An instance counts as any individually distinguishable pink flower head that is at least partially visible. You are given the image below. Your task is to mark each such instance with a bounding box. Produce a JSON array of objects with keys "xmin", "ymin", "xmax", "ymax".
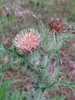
[
  {"xmin": 13, "ymin": 29, "xmax": 40, "ymax": 52},
  {"xmin": 48, "ymin": 66, "xmax": 55, "ymax": 73}
]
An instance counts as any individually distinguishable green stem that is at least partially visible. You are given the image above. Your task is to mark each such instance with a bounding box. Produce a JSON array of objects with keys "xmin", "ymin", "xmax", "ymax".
[{"xmin": 34, "ymin": 89, "xmax": 42, "ymax": 100}]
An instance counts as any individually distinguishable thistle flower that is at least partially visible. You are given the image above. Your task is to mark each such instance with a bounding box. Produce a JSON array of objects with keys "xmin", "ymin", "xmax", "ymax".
[
  {"xmin": 13, "ymin": 29, "xmax": 40, "ymax": 52},
  {"xmin": 48, "ymin": 66, "xmax": 55, "ymax": 73},
  {"xmin": 49, "ymin": 18, "xmax": 64, "ymax": 33}
]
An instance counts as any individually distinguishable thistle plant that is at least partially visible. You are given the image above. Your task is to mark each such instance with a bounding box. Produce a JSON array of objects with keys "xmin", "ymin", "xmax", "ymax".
[{"xmin": 0, "ymin": 17, "xmax": 75, "ymax": 100}]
